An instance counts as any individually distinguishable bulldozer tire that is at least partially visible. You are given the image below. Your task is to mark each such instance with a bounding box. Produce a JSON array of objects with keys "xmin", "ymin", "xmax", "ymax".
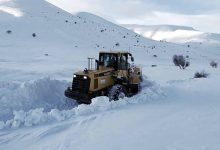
[{"xmin": 108, "ymin": 84, "xmax": 127, "ymax": 101}]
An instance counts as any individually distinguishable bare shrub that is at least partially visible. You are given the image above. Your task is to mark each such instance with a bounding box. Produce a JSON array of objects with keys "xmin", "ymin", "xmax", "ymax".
[
  {"xmin": 210, "ymin": 60, "xmax": 218, "ymax": 68},
  {"xmin": 32, "ymin": 33, "xmax": 36, "ymax": 37},
  {"xmin": 115, "ymin": 43, "xmax": 120, "ymax": 46},
  {"xmin": 194, "ymin": 71, "xmax": 209, "ymax": 78},
  {"xmin": 173, "ymin": 55, "xmax": 190, "ymax": 69},
  {"xmin": 6, "ymin": 30, "xmax": 12, "ymax": 34}
]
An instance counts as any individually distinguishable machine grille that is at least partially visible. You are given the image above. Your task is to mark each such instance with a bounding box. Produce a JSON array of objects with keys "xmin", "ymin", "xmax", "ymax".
[{"xmin": 72, "ymin": 75, "xmax": 90, "ymax": 93}]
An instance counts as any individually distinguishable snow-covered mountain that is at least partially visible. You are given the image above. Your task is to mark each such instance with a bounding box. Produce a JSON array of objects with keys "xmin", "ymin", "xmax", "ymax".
[
  {"xmin": 123, "ymin": 24, "xmax": 220, "ymax": 44},
  {"xmin": 0, "ymin": 0, "xmax": 163, "ymax": 82},
  {"xmin": 1, "ymin": 0, "xmax": 220, "ymax": 150}
]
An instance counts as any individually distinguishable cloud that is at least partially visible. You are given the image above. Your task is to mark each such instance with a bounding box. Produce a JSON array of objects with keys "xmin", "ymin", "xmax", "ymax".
[
  {"xmin": 46, "ymin": 0, "xmax": 220, "ymax": 33},
  {"xmin": 46, "ymin": 0, "xmax": 90, "ymax": 13},
  {"xmin": 145, "ymin": 0, "xmax": 220, "ymax": 14},
  {"xmin": 141, "ymin": 11, "xmax": 220, "ymax": 33},
  {"xmin": 53, "ymin": 0, "xmax": 220, "ymax": 15}
]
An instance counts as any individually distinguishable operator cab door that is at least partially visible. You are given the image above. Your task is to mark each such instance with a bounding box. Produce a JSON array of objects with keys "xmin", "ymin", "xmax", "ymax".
[{"xmin": 118, "ymin": 53, "xmax": 129, "ymax": 70}]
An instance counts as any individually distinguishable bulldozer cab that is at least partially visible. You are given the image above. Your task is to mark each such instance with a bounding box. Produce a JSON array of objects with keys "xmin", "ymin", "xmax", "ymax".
[{"xmin": 99, "ymin": 51, "xmax": 133, "ymax": 71}]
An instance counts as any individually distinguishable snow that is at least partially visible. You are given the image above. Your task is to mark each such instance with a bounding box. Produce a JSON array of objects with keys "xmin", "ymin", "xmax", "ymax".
[
  {"xmin": 0, "ymin": 77, "xmax": 74, "ymax": 121},
  {"xmin": 1, "ymin": 79, "xmax": 220, "ymax": 150},
  {"xmin": 0, "ymin": 77, "xmax": 162, "ymax": 129},
  {"xmin": 0, "ymin": 5, "xmax": 23, "ymax": 17},
  {"xmin": 123, "ymin": 24, "xmax": 220, "ymax": 44},
  {"xmin": 0, "ymin": 0, "xmax": 220, "ymax": 149}
]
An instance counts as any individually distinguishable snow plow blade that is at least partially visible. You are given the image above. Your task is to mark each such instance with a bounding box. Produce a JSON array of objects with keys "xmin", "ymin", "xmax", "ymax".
[{"xmin": 64, "ymin": 87, "xmax": 92, "ymax": 104}]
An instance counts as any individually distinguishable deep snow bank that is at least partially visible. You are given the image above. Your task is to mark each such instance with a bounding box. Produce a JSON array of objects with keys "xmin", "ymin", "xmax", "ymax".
[
  {"xmin": 0, "ymin": 79, "xmax": 163, "ymax": 129},
  {"xmin": 0, "ymin": 77, "xmax": 75, "ymax": 122}
]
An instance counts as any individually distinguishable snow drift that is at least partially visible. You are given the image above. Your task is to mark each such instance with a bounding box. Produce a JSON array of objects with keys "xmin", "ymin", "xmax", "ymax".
[
  {"xmin": 0, "ymin": 78, "xmax": 163, "ymax": 129},
  {"xmin": 0, "ymin": 77, "xmax": 76, "ymax": 121}
]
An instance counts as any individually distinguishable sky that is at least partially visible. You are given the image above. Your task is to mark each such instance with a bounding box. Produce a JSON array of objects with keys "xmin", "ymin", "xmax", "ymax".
[{"xmin": 47, "ymin": 0, "xmax": 220, "ymax": 33}]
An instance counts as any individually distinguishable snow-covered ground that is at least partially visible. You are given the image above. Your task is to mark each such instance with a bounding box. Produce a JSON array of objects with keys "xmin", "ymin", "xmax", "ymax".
[{"xmin": 1, "ymin": 0, "xmax": 220, "ymax": 149}]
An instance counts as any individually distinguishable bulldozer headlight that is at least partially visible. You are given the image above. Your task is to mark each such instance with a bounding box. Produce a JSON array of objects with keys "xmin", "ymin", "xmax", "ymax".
[
  {"xmin": 73, "ymin": 74, "xmax": 76, "ymax": 78},
  {"xmin": 83, "ymin": 76, "xmax": 87, "ymax": 79}
]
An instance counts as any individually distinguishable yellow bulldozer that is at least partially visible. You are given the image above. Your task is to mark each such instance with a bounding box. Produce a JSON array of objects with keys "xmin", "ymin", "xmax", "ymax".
[{"xmin": 65, "ymin": 51, "xmax": 142, "ymax": 104}]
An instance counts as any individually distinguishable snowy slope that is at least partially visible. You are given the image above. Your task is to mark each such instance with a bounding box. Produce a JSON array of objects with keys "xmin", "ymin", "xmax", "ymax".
[
  {"xmin": 123, "ymin": 24, "xmax": 220, "ymax": 44},
  {"xmin": 1, "ymin": 0, "xmax": 220, "ymax": 150},
  {"xmin": 0, "ymin": 0, "xmax": 159, "ymax": 82}
]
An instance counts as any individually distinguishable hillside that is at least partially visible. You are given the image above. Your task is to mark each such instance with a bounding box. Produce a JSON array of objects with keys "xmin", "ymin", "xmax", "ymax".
[
  {"xmin": 0, "ymin": 0, "xmax": 220, "ymax": 150},
  {"xmin": 123, "ymin": 24, "xmax": 220, "ymax": 44},
  {"xmin": 0, "ymin": 0, "xmax": 162, "ymax": 83}
]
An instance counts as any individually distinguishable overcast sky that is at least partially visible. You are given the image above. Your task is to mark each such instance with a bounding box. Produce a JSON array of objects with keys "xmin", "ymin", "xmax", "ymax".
[{"xmin": 47, "ymin": 0, "xmax": 220, "ymax": 33}]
